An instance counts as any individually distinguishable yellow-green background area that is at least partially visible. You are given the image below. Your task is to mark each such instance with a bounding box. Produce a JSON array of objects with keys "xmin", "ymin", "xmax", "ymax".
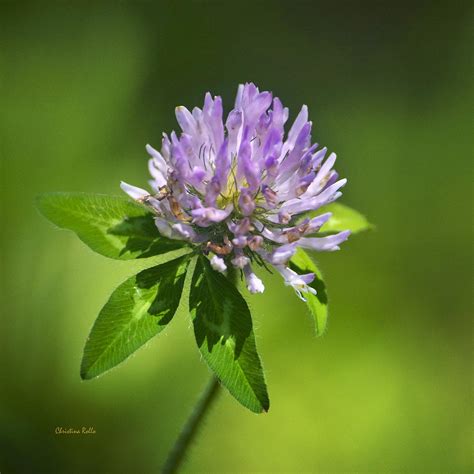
[{"xmin": 1, "ymin": 2, "xmax": 472, "ymax": 473}]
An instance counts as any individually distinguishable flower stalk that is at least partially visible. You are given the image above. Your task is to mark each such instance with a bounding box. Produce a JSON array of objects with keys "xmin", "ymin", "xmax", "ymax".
[
  {"xmin": 161, "ymin": 263, "xmax": 241, "ymax": 473},
  {"xmin": 161, "ymin": 376, "xmax": 220, "ymax": 474}
]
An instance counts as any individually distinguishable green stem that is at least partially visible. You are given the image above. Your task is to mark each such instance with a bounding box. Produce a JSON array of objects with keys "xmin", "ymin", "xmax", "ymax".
[
  {"xmin": 161, "ymin": 263, "xmax": 238, "ymax": 474},
  {"xmin": 161, "ymin": 374, "xmax": 221, "ymax": 474}
]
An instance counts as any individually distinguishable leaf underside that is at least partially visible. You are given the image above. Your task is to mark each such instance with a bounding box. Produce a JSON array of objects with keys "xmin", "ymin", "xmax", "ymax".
[{"xmin": 189, "ymin": 256, "xmax": 269, "ymax": 413}]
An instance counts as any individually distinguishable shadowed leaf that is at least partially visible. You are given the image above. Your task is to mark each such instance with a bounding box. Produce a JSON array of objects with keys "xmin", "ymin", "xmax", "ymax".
[
  {"xmin": 189, "ymin": 256, "xmax": 269, "ymax": 413},
  {"xmin": 290, "ymin": 248, "xmax": 328, "ymax": 336},
  {"xmin": 81, "ymin": 255, "xmax": 190, "ymax": 379}
]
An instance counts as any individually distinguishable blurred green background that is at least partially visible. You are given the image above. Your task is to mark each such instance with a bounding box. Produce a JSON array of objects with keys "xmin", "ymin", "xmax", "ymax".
[{"xmin": 1, "ymin": 1, "xmax": 472, "ymax": 473}]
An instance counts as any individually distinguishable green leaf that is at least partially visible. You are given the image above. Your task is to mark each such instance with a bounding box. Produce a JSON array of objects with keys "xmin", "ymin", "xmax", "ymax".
[
  {"xmin": 37, "ymin": 192, "xmax": 186, "ymax": 259},
  {"xmin": 289, "ymin": 248, "xmax": 328, "ymax": 336},
  {"xmin": 81, "ymin": 255, "xmax": 190, "ymax": 379},
  {"xmin": 189, "ymin": 256, "xmax": 269, "ymax": 413},
  {"xmin": 312, "ymin": 202, "xmax": 373, "ymax": 234}
]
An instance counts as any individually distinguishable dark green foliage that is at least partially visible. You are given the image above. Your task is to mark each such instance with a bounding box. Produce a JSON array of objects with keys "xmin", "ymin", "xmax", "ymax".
[{"xmin": 189, "ymin": 256, "xmax": 269, "ymax": 413}]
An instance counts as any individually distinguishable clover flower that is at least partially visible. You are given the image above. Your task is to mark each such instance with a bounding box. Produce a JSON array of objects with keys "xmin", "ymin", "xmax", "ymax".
[
  {"xmin": 38, "ymin": 79, "xmax": 371, "ymax": 434},
  {"xmin": 121, "ymin": 83, "xmax": 350, "ymax": 300}
]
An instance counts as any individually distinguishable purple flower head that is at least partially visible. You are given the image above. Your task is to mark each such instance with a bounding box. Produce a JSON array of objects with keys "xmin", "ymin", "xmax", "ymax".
[{"xmin": 121, "ymin": 83, "xmax": 350, "ymax": 298}]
